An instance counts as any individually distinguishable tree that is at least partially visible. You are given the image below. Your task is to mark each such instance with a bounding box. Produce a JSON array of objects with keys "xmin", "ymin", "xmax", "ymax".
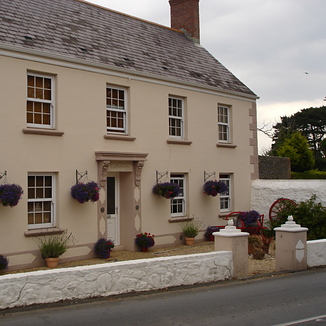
[
  {"xmin": 270, "ymin": 106, "xmax": 326, "ymax": 170},
  {"xmin": 276, "ymin": 131, "xmax": 315, "ymax": 172}
]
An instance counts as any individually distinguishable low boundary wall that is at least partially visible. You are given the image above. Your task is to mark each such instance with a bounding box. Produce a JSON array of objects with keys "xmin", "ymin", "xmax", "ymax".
[
  {"xmin": 251, "ymin": 179, "xmax": 326, "ymax": 222},
  {"xmin": 307, "ymin": 239, "xmax": 326, "ymax": 267},
  {"xmin": 0, "ymin": 251, "xmax": 232, "ymax": 310}
]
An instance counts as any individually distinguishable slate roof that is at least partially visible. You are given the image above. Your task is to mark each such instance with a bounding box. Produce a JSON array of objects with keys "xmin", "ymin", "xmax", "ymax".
[{"xmin": 0, "ymin": 0, "xmax": 256, "ymax": 97}]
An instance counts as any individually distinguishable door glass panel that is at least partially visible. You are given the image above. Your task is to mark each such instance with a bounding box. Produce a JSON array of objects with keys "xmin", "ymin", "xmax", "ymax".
[{"xmin": 107, "ymin": 177, "xmax": 115, "ymax": 214}]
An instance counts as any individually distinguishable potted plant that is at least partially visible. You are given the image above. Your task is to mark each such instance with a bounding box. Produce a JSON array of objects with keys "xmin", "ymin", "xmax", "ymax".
[
  {"xmin": 0, "ymin": 183, "xmax": 23, "ymax": 207},
  {"xmin": 152, "ymin": 182, "xmax": 181, "ymax": 199},
  {"xmin": 0, "ymin": 254, "xmax": 8, "ymax": 272},
  {"xmin": 94, "ymin": 238, "xmax": 115, "ymax": 258},
  {"xmin": 71, "ymin": 181, "xmax": 100, "ymax": 203},
  {"xmin": 135, "ymin": 232, "xmax": 155, "ymax": 252},
  {"xmin": 204, "ymin": 226, "xmax": 220, "ymax": 241},
  {"xmin": 180, "ymin": 217, "xmax": 203, "ymax": 245},
  {"xmin": 34, "ymin": 230, "xmax": 76, "ymax": 268},
  {"xmin": 203, "ymin": 180, "xmax": 227, "ymax": 197}
]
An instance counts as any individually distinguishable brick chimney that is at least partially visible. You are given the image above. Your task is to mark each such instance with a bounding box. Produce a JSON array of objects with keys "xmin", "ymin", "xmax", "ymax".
[{"xmin": 169, "ymin": 0, "xmax": 200, "ymax": 43}]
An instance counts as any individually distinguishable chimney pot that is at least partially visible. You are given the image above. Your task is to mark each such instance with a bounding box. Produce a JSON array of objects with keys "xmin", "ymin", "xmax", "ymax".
[{"xmin": 169, "ymin": 0, "xmax": 200, "ymax": 43}]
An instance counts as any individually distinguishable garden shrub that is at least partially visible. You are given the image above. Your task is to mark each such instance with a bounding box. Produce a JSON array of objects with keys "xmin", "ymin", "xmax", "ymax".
[
  {"xmin": 269, "ymin": 195, "xmax": 326, "ymax": 240},
  {"xmin": 291, "ymin": 170, "xmax": 326, "ymax": 179}
]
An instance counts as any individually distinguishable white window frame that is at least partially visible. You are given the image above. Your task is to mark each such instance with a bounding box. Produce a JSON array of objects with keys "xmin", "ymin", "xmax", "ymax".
[
  {"xmin": 27, "ymin": 73, "xmax": 54, "ymax": 129},
  {"xmin": 218, "ymin": 105, "xmax": 230, "ymax": 143},
  {"xmin": 219, "ymin": 174, "xmax": 231, "ymax": 212},
  {"xmin": 169, "ymin": 96, "xmax": 184, "ymax": 139},
  {"xmin": 106, "ymin": 86, "xmax": 127, "ymax": 134},
  {"xmin": 27, "ymin": 173, "xmax": 55, "ymax": 229},
  {"xmin": 170, "ymin": 174, "xmax": 186, "ymax": 217}
]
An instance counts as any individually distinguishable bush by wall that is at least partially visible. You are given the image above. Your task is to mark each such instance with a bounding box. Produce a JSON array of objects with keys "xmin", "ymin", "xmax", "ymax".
[
  {"xmin": 291, "ymin": 170, "xmax": 326, "ymax": 179},
  {"xmin": 269, "ymin": 195, "xmax": 326, "ymax": 240}
]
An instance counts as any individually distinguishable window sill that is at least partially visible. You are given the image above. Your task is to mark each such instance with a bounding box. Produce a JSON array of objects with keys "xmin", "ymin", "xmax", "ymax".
[
  {"xmin": 216, "ymin": 143, "xmax": 237, "ymax": 148},
  {"xmin": 104, "ymin": 134, "xmax": 136, "ymax": 141},
  {"xmin": 22, "ymin": 128, "xmax": 64, "ymax": 136},
  {"xmin": 24, "ymin": 228, "xmax": 65, "ymax": 237},
  {"xmin": 167, "ymin": 139, "xmax": 192, "ymax": 145},
  {"xmin": 168, "ymin": 216, "xmax": 193, "ymax": 223}
]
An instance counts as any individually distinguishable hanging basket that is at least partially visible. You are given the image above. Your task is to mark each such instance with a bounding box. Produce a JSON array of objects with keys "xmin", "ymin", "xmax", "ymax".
[
  {"xmin": 152, "ymin": 182, "xmax": 181, "ymax": 199},
  {"xmin": 0, "ymin": 184, "xmax": 23, "ymax": 207},
  {"xmin": 203, "ymin": 180, "xmax": 227, "ymax": 197},
  {"xmin": 71, "ymin": 181, "xmax": 100, "ymax": 203}
]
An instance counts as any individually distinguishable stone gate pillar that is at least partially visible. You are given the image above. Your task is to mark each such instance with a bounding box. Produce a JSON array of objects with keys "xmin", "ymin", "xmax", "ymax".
[
  {"xmin": 274, "ymin": 216, "xmax": 308, "ymax": 272},
  {"xmin": 214, "ymin": 220, "xmax": 249, "ymax": 278}
]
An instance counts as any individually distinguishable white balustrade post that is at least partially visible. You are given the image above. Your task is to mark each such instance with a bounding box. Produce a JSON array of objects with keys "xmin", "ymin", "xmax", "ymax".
[
  {"xmin": 213, "ymin": 220, "xmax": 249, "ymax": 278},
  {"xmin": 274, "ymin": 216, "xmax": 308, "ymax": 272}
]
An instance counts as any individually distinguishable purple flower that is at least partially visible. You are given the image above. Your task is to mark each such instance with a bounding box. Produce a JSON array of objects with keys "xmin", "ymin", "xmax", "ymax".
[
  {"xmin": 94, "ymin": 238, "xmax": 114, "ymax": 258},
  {"xmin": 71, "ymin": 181, "xmax": 100, "ymax": 204},
  {"xmin": 152, "ymin": 182, "xmax": 181, "ymax": 199},
  {"xmin": 0, "ymin": 184, "xmax": 23, "ymax": 207},
  {"xmin": 135, "ymin": 232, "xmax": 155, "ymax": 248},
  {"xmin": 238, "ymin": 210, "xmax": 261, "ymax": 226},
  {"xmin": 203, "ymin": 180, "xmax": 228, "ymax": 197},
  {"xmin": 0, "ymin": 255, "xmax": 8, "ymax": 270}
]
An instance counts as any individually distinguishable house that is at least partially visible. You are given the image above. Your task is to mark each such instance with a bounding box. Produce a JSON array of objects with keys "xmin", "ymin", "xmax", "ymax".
[{"xmin": 0, "ymin": 0, "xmax": 258, "ymax": 270}]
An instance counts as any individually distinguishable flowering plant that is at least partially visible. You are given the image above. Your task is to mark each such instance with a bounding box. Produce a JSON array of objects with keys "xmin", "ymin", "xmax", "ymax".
[
  {"xmin": 0, "ymin": 254, "xmax": 8, "ymax": 271},
  {"xmin": 34, "ymin": 230, "xmax": 76, "ymax": 259},
  {"xmin": 135, "ymin": 232, "xmax": 155, "ymax": 248},
  {"xmin": 94, "ymin": 238, "xmax": 115, "ymax": 258},
  {"xmin": 0, "ymin": 183, "xmax": 23, "ymax": 207},
  {"xmin": 71, "ymin": 181, "xmax": 99, "ymax": 203},
  {"xmin": 152, "ymin": 182, "xmax": 181, "ymax": 199},
  {"xmin": 238, "ymin": 210, "xmax": 261, "ymax": 226},
  {"xmin": 203, "ymin": 180, "xmax": 228, "ymax": 197}
]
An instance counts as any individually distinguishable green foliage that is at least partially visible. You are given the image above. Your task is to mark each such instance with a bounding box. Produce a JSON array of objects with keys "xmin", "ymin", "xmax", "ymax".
[
  {"xmin": 270, "ymin": 195, "xmax": 326, "ymax": 240},
  {"xmin": 270, "ymin": 106, "xmax": 326, "ymax": 171},
  {"xmin": 180, "ymin": 217, "xmax": 203, "ymax": 238},
  {"xmin": 34, "ymin": 230, "xmax": 76, "ymax": 259},
  {"xmin": 291, "ymin": 170, "xmax": 326, "ymax": 179},
  {"xmin": 248, "ymin": 235, "xmax": 263, "ymax": 248},
  {"xmin": 276, "ymin": 131, "xmax": 315, "ymax": 172}
]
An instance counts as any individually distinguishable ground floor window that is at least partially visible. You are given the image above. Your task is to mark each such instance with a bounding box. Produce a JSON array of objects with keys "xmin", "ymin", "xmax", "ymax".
[
  {"xmin": 170, "ymin": 174, "xmax": 186, "ymax": 217},
  {"xmin": 27, "ymin": 173, "xmax": 55, "ymax": 229},
  {"xmin": 219, "ymin": 174, "xmax": 231, "ymax": 212}
]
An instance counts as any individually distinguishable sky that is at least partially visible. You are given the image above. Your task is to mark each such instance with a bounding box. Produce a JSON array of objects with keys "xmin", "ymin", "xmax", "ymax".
[{"xmin": 86, "ymin": 0, "xmax": 326, "ymax": 153}]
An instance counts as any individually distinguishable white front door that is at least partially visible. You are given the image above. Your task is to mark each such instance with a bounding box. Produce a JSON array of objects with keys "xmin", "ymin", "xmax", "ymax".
[{"xmin": 107, "ymin": 174, "xmax": 120, "ymax": 245}]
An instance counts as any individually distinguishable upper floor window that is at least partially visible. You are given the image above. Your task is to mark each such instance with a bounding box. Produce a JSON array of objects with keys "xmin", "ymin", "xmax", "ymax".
[
  {"xmin": 106, "ymin": 86, "xmax": 127, "ymax": 134},
  {"xmin": 27, "ymin": 73, "xmax": 54, "ymax": 128},
  {"xmin": 219, "ymin": 174, "xmax": 231, "ymax": 212},
  {"xmin": 27, "ymin": 174, "xmax": 55, "ymax": 229},
  {"xmin": 169, "ymin": 97, "xmax": 184, "ymax": 138},
  {"xmin": 218, "ymin": 105, "xmax": 230, "ymax": 143},
  {"xmin": 170, "ymin": 174, "xmax": 186, "ymax": 217}
]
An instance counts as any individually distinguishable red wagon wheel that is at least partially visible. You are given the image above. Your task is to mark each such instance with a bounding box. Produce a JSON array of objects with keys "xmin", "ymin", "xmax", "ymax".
[{"xmin": 269, "ymin": 198, "xmax": 297, "ymax": 223}]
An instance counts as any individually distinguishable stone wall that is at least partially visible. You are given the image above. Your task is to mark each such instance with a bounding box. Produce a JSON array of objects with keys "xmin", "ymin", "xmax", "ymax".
[
  {"xmin": 259, "ymin": 156, "xmax": 291, "ymax": 179},
  {"xmin": 0, "ymin": 251, "xmax": 232, "ymax": 310},
  {"xmin": 251, "ymin": 179, "xmax": 326, "ymax": 222},
  {"xmin": 307, "ymin": 239, "xmax": 326, "ymax": 267}
]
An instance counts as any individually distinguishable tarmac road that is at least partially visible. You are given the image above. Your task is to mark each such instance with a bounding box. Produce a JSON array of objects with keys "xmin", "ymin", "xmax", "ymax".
[{"xmin": 1, "ymin": 268, "xmax": 326, "ymax": 326}]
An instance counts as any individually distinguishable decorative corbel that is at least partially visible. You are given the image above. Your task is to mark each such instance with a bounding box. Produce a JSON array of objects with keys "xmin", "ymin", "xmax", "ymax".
[{"xmin": 135, "ymin": 161, "xmax": 145, "ymax": 186}]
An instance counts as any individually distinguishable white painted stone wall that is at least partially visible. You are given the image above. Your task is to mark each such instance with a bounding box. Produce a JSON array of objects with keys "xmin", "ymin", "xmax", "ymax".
[
  {"xmin": 251, "ymin": 179, "xmax": 326, "ymax": 225},
  {"xmin": 0, "ymin": 251, "xmax": 232, "ymax": 310},
  {"xmin": 307, "ymin": 239, "xmax": 326, "ymax": 267}
]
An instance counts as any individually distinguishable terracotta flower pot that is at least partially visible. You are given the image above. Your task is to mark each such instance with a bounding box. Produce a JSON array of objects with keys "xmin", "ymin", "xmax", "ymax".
[
  {"xmin": 141, "ymin": 247, "xmax": 148, "ymax": 252},
  {"xmin": 185, "ymin": 237, "xmax": 195, "ymax": 245},
  {"xmin": 45, "ymin": 257, "xmax": 59, "ymax": 268}
]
